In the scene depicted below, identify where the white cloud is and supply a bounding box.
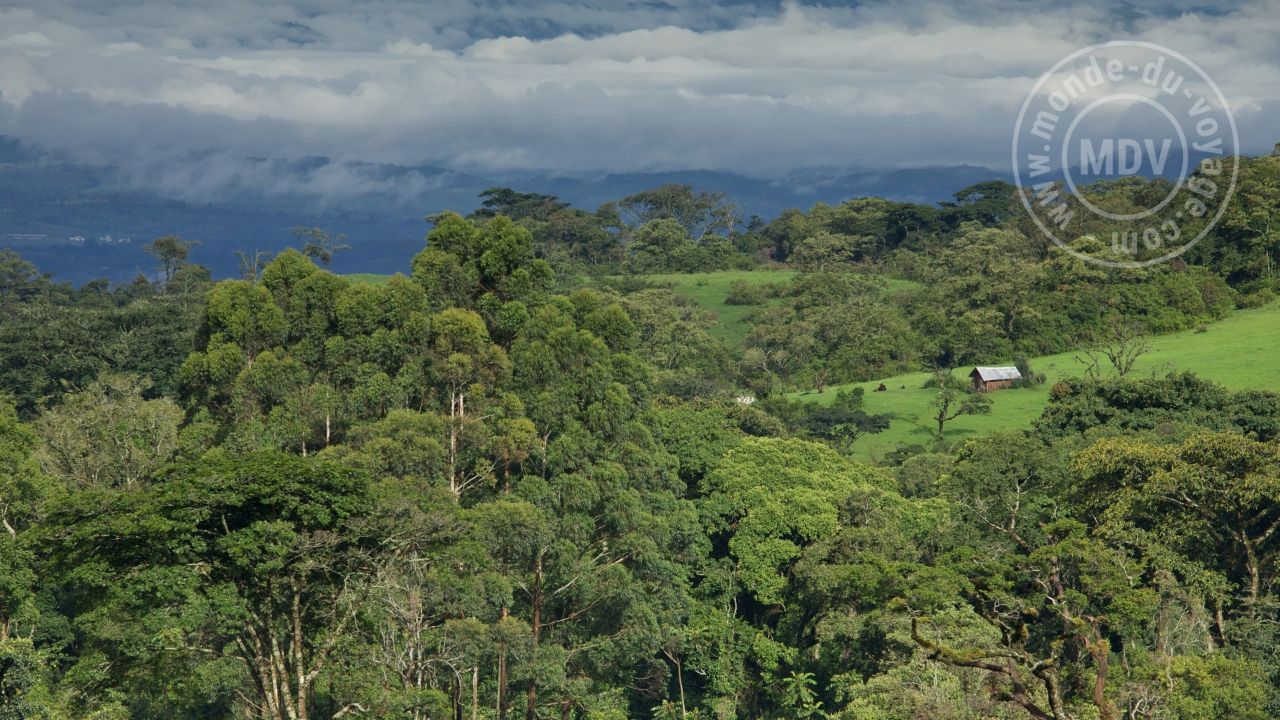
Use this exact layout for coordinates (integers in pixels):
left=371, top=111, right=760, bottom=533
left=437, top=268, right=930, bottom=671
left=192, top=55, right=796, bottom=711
left=0, top=0, right=1276, bottom=198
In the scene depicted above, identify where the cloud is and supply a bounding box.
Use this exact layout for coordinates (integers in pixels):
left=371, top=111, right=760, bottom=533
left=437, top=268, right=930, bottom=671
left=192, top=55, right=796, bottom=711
left=0, top=0, right=1277, bottom=203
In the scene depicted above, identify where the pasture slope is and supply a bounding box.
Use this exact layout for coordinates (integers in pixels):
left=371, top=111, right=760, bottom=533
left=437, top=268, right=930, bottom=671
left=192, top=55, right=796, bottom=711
left=795, top=300, right=1280, bottom=462
left=349, top=268, right=1276, bottom=463
left=638, top=269, right=918, bottom=344
left=637, top=270, right=795, bottom=343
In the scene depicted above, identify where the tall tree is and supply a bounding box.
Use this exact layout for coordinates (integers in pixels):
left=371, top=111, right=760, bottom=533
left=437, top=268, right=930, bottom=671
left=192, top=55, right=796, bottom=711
left=49, top=453, right=378, bottom=720
left=144, top=235, right=198, bottom=283
left=0, top=400, right=48, bottom=644
left=931, top=370, right=991, bottom=440
left=291, top=228, right=351, bottom=267
left=615, top=184, right=738, bottom=239
left=35, top=374, right=183, bottom=489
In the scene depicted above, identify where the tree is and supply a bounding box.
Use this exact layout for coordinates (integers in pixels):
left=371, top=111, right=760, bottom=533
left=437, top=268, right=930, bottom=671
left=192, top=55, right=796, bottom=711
left=1207, top=153, right=1280, bottom=283
left=931, top=370, right=991, bottom=440
left=615, top=184, right=738, bottom=239
left=534, top=208, right=617, bottom=266
left=351, top=477, right=505, bottom=720
left=939, top=181, right=1017, bottom=227
left=760, top=207, right=813, bottom=261
left=236, top=249, right=275, bottom=282
left=791, top=231, right=865, bottom=271
left=144, top=235, right=198, bottom=283
left=778, top=476, right=955, bottom=718
left=201, top=279, right=288, bottom=362
left=0, top=638, right=57, bottom=718
left=291, top=227, right=351, bottom=267
left=413, top=213, right=553, bottom=313
left=35, top=374, right=183, bottom=489
left=0, top=250, right=43, bottom=308
left=617, top=288, right=734, bottom=397
left=701, top=437, right=893, bottom=606
left=762, top=389, right=891, bottom=454
left=1091, top=314, right=1153, bottom=378
left=0, top=281, right=201, bottom=419
left=470, top=188, right=568, bottom=222
left=776, top=671, right=826, bottom=719
left=627, top=218, right=696, bottom=273
left=429, top=308, right=512, bottom=499
left=908, top=434, right=1148, bottom=720
left=49, top=452, right=378, bottom=720
left=909, top=521, right=1142, bottom=720
left=918, top=227, right=1045, bottom=363
left=499, top=303, right=698, bottom=719
left=0, top=399, right=48, bottom=644
left=1036, top=372, right=1280, bottom=443
left=1076, top=432, right=1280, bottom=612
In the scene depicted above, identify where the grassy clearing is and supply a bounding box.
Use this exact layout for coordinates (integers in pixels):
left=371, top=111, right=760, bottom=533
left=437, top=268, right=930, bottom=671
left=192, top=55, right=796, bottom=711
left=345, top=273, right=395, bottom=285
left=639, top=270, right=796, bottom=343
left=639, top=270, right=919, bottom=344
left=793, top=300, right=1280, bottom=463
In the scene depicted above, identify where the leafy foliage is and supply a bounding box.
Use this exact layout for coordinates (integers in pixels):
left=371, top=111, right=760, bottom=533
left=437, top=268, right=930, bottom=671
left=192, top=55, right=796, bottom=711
left=1, top=165, right=1279, bottom=719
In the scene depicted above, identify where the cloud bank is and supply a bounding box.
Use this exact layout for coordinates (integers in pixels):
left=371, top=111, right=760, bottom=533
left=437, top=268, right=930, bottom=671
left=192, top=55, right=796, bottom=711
left=1, top=0, right=1277, bottom=201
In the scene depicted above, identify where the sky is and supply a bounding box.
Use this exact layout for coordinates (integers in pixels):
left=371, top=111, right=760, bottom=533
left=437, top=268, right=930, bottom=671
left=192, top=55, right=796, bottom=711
left=1, top=0, right=1278, bottom=194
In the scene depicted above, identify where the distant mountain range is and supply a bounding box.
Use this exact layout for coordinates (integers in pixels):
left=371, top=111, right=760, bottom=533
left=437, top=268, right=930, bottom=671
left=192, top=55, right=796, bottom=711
left=0, top=136, right=1007, bottom=283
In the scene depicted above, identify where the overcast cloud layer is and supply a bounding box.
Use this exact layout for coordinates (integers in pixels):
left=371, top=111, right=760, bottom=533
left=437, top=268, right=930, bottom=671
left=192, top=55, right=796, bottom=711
left=1, top=0, right=1278, bottom=198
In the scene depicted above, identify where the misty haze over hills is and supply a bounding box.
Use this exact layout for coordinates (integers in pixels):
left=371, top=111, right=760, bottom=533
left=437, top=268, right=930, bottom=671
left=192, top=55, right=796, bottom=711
left=0, top=136, right=1005, bottom=282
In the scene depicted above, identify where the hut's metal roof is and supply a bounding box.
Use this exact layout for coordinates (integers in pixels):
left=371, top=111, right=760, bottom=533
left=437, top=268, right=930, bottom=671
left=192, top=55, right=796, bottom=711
left=971, top=366, right=1023, bottom=381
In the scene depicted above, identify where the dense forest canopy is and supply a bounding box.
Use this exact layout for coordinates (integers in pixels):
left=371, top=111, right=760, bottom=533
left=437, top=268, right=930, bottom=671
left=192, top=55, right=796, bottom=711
left=2, top=151, right=1280, bottom=720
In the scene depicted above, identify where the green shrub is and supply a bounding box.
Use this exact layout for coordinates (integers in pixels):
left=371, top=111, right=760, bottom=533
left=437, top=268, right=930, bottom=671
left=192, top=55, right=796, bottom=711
left=725, top=279, right=767, bottom=305
left=1239, top=288, right=1276, bottom=309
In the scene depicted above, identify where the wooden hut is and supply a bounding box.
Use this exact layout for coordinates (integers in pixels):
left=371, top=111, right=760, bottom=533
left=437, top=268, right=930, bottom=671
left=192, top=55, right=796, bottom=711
left=969, top=366, right=1022, bottom=392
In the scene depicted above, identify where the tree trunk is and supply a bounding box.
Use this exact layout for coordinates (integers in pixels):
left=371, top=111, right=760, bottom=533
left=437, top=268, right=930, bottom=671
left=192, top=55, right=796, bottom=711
left=666, top=651, right=686, bottom=719
left=449, top=391, right=466, bottom=498
left=498, top=608, right=509, bottom=720
left=454, top=672, right=464, bottom=720
left=1241, top=532, right=1261, bottom=609
left=1088, top=630, right=1118, bottom=720
left=449, top=394, right=459, bottom=496
left=526, top=553, right=543, bottom=720
left=1212, top=602, right=1227, bottom=649
left=292, top=583, right=311, bottom=720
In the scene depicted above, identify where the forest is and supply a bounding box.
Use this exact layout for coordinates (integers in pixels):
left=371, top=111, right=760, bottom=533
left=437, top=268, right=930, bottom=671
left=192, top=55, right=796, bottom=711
left=2, top=149, right=1280, bottom=720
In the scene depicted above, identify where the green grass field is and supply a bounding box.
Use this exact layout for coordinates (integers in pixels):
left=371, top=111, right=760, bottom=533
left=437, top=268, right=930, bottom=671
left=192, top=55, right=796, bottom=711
left=792, top=300, right=1280, bottom=463
left=345, top=273, right=395, bottom=285
left=639, top=270, right=796, bottom=342
left=639, top=270, right=919, bottom=344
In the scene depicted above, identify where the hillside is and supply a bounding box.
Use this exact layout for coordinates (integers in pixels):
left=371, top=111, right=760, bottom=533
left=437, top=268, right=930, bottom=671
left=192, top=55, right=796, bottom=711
left=794, top=299, right=1280, bottom=461
left=635, top=270, right=795, bottom=342
left=635, top=270, right=920, bottom=344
